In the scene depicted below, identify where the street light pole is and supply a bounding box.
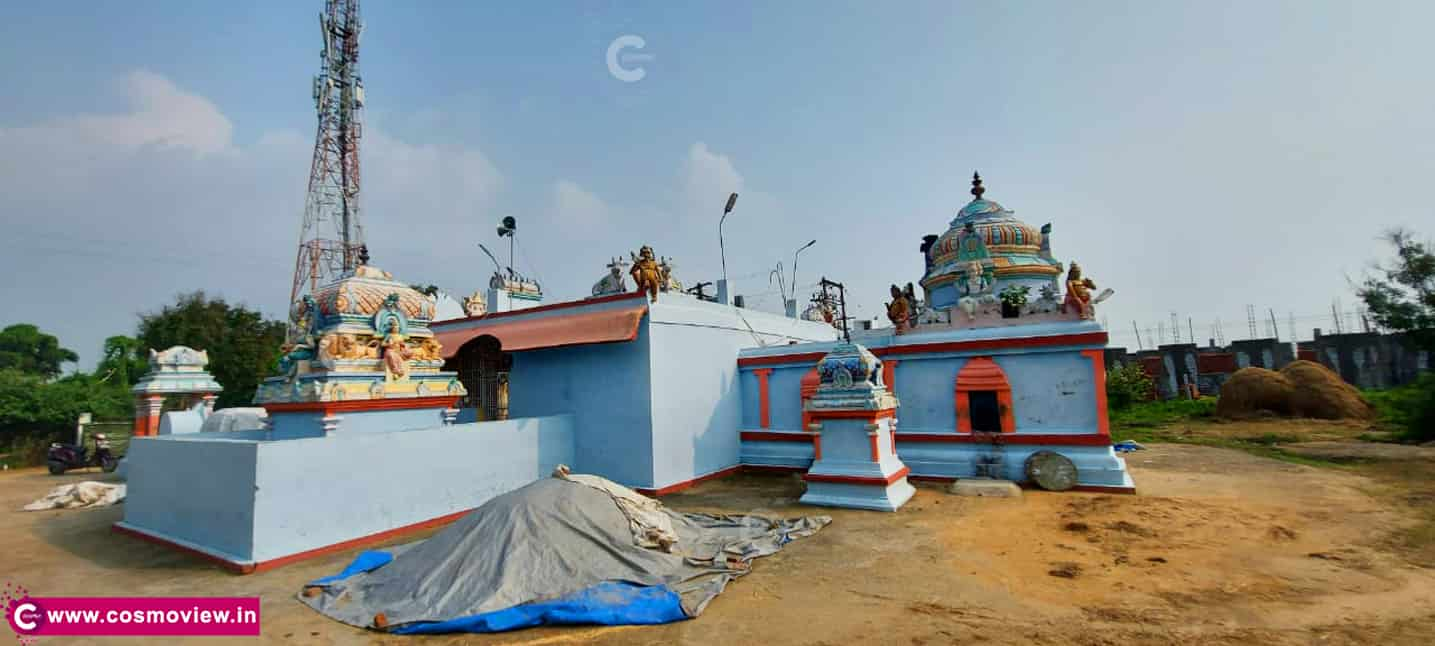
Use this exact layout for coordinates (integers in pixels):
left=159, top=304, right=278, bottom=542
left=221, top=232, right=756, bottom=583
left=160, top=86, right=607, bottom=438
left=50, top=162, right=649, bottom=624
left=791, top=239, right=817, bottom=304
left=719, top=193, right=738, bottom=297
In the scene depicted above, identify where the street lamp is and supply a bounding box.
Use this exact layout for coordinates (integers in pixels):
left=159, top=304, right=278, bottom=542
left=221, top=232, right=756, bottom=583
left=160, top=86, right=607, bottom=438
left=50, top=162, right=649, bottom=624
left=791, top=239, right=817, bottom=304
left=719, top=193, right=738, bottom=293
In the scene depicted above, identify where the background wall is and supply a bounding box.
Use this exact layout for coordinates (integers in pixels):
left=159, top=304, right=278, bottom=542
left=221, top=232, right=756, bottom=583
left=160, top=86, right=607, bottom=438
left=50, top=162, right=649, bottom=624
left=647, top=295, right=837, bottom=490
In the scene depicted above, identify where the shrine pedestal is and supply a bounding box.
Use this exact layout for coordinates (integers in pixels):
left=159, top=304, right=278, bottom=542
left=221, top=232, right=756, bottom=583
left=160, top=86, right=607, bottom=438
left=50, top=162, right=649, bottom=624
left=798, top=343, right=915, bottom=512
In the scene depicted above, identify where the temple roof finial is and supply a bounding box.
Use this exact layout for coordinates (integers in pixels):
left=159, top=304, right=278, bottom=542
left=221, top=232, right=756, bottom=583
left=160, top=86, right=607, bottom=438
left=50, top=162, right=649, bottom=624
left=970, top=171, right=985, bottom=200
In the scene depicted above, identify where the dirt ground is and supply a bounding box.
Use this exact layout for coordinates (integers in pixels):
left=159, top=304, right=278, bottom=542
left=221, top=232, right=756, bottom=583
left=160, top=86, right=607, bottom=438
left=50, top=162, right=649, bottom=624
left=5, top=420, right=1435, bottom=645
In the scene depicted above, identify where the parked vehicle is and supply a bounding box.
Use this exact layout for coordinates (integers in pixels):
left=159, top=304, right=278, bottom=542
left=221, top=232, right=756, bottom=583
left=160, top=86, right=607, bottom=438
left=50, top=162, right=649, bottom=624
left=46, top=434, right=118, bottom=475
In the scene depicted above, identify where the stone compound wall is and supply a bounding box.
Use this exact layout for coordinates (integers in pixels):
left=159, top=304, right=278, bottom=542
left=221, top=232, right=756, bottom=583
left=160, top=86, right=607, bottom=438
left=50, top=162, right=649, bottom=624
left=1300, top=331, right=1429, bottom=390
left=1107, top=331, right=1429, bottom=400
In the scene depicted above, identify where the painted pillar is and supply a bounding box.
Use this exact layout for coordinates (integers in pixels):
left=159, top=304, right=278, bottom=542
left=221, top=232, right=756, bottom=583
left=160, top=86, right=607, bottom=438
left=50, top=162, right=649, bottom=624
left=799, top=342, right=915, bottom=512
left=753, top=368, right=774, bottom=429
left=134, top=395, right=165, bottom=437
left=1082, top=349, right=1110, bottom=436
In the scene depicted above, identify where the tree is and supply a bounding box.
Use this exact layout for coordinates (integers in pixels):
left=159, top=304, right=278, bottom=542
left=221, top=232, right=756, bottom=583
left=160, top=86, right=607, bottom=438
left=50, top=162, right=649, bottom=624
left=137, top=291, right=287, bottom=409
left=0, top=324, right=78, bottom=379
left=96, top=335, right=149, bottom=386
left=1358, top=229, right=1435, bottom=352
left=1358, top=229, right=1435, bottom=441
left=409, top=284, right=440, bottom=298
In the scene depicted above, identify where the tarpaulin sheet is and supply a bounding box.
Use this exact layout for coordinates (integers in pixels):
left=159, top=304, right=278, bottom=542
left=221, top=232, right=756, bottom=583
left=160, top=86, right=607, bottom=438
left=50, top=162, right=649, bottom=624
left=299, top=475, right=829, bottom=634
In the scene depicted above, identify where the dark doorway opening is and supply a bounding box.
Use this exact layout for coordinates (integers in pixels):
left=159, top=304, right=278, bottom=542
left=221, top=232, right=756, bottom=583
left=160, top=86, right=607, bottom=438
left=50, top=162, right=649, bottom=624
left=968, top=390, right=1002, bottom=432
left=449, top=335, right=512, bottom=421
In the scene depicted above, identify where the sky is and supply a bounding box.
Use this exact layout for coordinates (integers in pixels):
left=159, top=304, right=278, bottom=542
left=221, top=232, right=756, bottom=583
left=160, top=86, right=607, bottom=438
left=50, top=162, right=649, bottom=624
left=2, top=0, right=1432, bottom=370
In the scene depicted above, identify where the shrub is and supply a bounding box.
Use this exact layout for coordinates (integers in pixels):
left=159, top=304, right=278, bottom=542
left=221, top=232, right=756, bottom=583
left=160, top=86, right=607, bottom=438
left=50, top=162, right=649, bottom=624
left=1367, top=374, right=1435, bottom=443
left=1106, top=363, right=1154, bottom=411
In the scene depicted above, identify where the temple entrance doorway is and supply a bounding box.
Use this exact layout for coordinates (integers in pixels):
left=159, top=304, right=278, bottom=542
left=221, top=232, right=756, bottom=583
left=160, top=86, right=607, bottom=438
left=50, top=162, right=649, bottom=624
left=968, top=390, right=1002, bottom=432
left=451, top=335, right=512, bottom=421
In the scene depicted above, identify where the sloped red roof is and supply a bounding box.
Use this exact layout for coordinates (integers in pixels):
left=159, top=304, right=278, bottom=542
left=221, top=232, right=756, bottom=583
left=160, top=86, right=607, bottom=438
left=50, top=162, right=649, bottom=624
left=435, top=302, right=647, bottom=358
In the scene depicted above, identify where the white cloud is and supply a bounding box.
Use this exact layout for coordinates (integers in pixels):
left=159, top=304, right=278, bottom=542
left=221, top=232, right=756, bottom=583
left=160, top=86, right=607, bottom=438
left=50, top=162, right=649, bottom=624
left=72, top=70, right=233, bottom=155
left=0, top=70, right=503, bottom=369
left=682, top=142, right=744, bottom=211
left=552, top=179, right=609, bottom=227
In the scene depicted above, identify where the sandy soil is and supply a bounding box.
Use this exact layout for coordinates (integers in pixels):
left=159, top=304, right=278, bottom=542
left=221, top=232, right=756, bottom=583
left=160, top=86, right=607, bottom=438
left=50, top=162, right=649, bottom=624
left=4, top=426, right=1435, bottom=645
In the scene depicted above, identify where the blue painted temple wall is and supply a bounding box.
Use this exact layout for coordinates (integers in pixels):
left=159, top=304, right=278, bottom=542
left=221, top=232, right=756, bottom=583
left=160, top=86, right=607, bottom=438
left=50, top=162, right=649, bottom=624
left=736, top=321, right=1133, bottom=490
left=118, top=415, right=576, bottom=564
left=508, top=325, right=656, bottom=487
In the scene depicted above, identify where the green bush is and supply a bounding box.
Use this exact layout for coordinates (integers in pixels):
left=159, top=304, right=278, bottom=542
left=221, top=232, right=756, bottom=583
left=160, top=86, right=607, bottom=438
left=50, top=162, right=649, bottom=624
left=1366, top=374, right=1435, bottom=443
left=1106, top=363, right=1155, bottom=410
left=1110, top=397, right=1217, bottom=429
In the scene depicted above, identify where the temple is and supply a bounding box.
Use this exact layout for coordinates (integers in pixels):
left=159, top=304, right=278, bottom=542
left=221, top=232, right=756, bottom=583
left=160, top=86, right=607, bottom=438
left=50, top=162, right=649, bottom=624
left=737, top=173, right=1132, bottom=497
left=117, top=175, right=1130, bottom=571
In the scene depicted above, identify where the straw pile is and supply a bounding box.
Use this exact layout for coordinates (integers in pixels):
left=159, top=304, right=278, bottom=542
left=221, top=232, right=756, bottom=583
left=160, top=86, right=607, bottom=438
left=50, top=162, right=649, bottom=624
left=1216, top=361, right=1375, bottom=421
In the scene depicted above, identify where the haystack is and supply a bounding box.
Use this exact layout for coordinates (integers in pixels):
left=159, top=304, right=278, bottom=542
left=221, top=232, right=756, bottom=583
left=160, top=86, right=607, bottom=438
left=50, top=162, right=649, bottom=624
left=1280, top=360, right=1376, bottom=420
left=1215, top=367, right=1294, bottom=418
left=1215, top=361, right=1375, bottom=421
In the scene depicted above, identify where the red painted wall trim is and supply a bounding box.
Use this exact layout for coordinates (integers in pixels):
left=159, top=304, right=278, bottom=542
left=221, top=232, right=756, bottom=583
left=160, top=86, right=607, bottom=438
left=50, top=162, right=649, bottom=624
left=808, top=408, right=896, bottom=421
left=741, top=431, right=817, bottom=443
left=112, top=505, right=475, bottom=575
left=753, top=368, right=773, bottom=429
left=803, top=466, right=910, bottom=486
left=263, top=395, right=460, bottom=417
left=740, top=464, right=805, bottom=474
left=893, top=432, right=1113, bottom=446
left=1082, top=349, right=1111, bottom=436
left=430, top=289, right=646, bottom=327
left=739, top=351, right=828, bottom=368
left=633, top=465, right=742, bottom=496
left=744, top=430, right=1112, bottom=448
left=738, top=331, right=1109, bottom=367
left=904, top=474, right=1134, bottom=495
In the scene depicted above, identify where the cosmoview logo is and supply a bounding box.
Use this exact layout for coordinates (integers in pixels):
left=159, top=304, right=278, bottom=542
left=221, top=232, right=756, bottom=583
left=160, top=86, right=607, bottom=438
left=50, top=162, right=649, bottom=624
left=10, top=601, right=40, bottom=632
left=607, top=35, right=654, bottom=83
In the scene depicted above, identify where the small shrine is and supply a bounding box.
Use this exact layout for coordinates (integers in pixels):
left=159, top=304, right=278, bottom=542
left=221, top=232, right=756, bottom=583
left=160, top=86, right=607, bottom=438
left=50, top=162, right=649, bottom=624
left=738, top=172, right=1134, bottom=495
left=799, top=343, right=914, bottom=511
left=131, top=346, right=223, bottom=437
left=254, top=264, right=466, bottom=435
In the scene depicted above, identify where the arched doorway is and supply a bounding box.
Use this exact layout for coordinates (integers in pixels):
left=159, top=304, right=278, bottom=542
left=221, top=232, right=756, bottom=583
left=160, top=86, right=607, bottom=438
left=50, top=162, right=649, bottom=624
left=954, top=356, right=1015, bottom=433
left=448, top=335, right=512, bottom=421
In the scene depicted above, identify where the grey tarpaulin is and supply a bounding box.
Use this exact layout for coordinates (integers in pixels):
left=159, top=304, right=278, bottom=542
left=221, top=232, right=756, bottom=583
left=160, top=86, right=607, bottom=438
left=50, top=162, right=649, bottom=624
left=299, top=475, right=830, bottom=632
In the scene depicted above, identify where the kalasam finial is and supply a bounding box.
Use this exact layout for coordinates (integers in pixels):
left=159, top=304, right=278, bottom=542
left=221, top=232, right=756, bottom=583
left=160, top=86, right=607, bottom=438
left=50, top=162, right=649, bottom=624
left=971, top=171, right=985, bottom=200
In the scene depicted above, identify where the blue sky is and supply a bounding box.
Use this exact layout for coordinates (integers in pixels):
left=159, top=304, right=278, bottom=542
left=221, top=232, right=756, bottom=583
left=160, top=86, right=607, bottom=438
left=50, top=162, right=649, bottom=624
left=3, top=1, right=1432, bottom=369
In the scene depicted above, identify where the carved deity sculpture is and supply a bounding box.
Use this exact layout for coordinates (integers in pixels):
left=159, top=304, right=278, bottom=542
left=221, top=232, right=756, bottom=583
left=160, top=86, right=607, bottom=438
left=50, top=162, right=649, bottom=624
left=319, top=333, right=379, bottom=361
left=964, top=261, right=989, bottom=296
left=630, top=245, right=662, bottom=303
left=593, top=257, right=628, bottom=296
left=381, top=319, right=413, bottom=381
left=462, top=290, right=487, bottom=317
left=1062, top=262, right=1098, bottom=320
left=658, top=256, right=682, bottom=293
left=412, top=337, right=443, bottom=362
left=886, top=284, right=913, bottom=334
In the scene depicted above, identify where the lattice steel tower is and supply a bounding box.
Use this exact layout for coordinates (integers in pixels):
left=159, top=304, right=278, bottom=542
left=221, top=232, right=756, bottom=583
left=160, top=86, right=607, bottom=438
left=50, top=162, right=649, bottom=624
left=289, top=0, right=366, bottom=323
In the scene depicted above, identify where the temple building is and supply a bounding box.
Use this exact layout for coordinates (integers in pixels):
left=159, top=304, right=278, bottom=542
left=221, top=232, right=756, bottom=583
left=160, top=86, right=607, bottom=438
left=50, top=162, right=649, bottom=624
left=738, top=173, right=1132, bottom=493
left=116, top=175, right=1129, bottom=572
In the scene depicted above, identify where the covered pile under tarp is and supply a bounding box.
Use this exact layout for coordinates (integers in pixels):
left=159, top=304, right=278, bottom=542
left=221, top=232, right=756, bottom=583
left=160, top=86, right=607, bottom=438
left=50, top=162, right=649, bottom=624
left=299, top=473, right=830, bottom=634
left=23, top=482, right=125, bottom=511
